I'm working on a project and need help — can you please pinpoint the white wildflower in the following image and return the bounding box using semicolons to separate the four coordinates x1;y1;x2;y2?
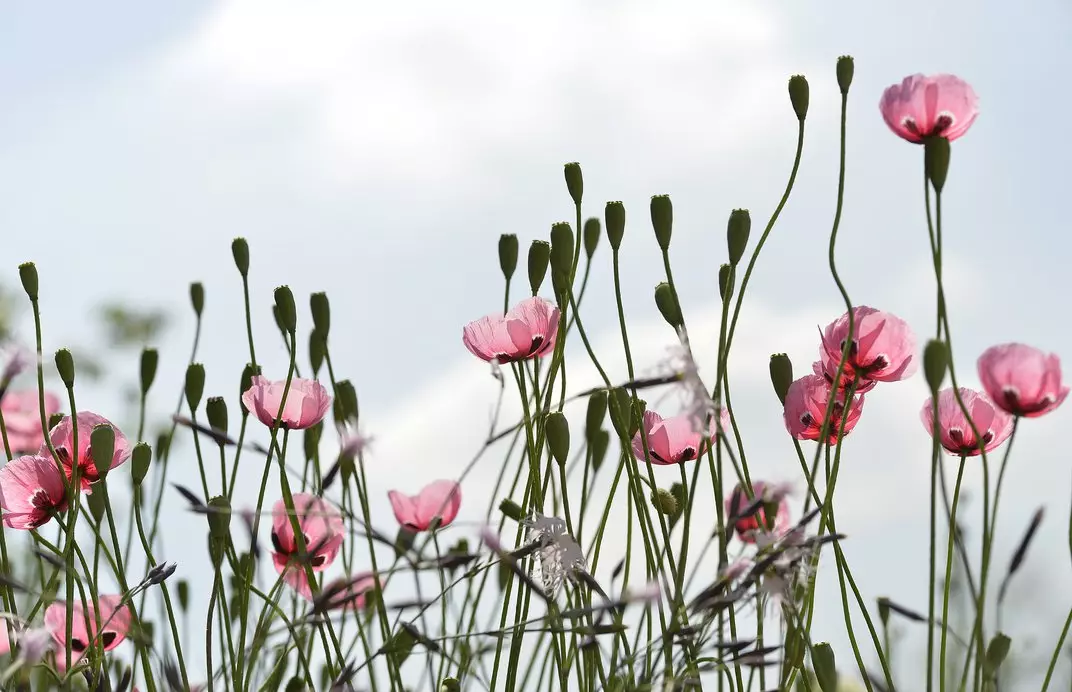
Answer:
666;326;720;435
523;513;587;597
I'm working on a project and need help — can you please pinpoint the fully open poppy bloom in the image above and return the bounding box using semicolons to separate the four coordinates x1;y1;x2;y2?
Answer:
784;375;865;444
0;454;68;530
42;412;130;491
812;360;877;394
725;481;791;543
978;343;1068;418
462;297;559;364
242;376;332;430
1;391;61;454
921;387;1013;456
44;594;131;670
880;74;979;143
820;306;918;384
631;409;727;465
388;480;461;532
271;494;345;598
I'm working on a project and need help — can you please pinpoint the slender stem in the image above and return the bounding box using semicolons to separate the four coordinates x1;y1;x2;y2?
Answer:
939;456;966;692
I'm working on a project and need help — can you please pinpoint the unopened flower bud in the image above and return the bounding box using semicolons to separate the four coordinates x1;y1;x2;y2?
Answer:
189;282;205;317
207;495;232;539
718;264;733;301
605;201;626;251
310;292;331;338
309;329;325;376
87;490;106;524
726;209;751;266
788;74;809;121
528;240;551;295
177;580;190;611
923;339;948;393
585;390;607;442
836;55;854;95
769;353;794;405
239;363;257;413
140;348;158;396
440;677;462;692
925;137;951;193
651;488;679;515
545;412;570;466
274;285;297;333
650;195;673;251
583;218;600;258
877;597;891;627
498;234;519;281
54;349;75;388
654;283;683;328
90;424;116;481
564;162;583;206
550;222;575;278
231;237;250;277
591;429;609;472
206;396;228;436
812;642;838;692
499;498;525;522
303;421;322;461
185;363;205;412
337;380;358;421
18;262;39;301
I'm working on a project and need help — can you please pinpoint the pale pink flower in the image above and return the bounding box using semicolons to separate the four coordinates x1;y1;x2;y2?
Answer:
820;306;918;384
271;493;345;598
42;412;130;491
0;454;68;529
725;481;791;544
921;387;1013;456
1;391;61;455
977;343;1069;418
242;376;332;430
45;594;131;670
784;375;865;444
388;480;461;532
462;297;559;364
631;410;724;465
880;74;979;143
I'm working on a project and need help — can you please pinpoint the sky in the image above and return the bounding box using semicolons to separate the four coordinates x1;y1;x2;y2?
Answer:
1;0;1071;688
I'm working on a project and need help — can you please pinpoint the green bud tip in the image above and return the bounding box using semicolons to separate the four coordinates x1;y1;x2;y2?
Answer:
564;162;583;206
527;240;551;295
788;74;809;121
650;195;673;251
498;234;519;281
605;201;626;251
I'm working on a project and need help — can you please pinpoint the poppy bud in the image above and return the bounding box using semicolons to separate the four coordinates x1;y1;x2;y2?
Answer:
239;363;257;413
131;443;152;485
337;380;359;421
177;580;189;611
528;240;551;295
654;283;683;328
769;353;794;404
90;424;115;481
190;282;205;317
18;262;39;301
650;195;673;251
545;412;570;466
310;292;331;338
309;329;325;377
923;339;948;393
440;678;461;692
925;136;951;193
206;396;228;436
550;222;575;279
564;162;583;206
140;348;158;396
207;495;232;539
836;55;854;95
585;390;607;442
591;429;609;472
878;596;891;627
499;498;525;522
651;488;678;516
303;421;322;461
812;642;838;692
231;237;250;277
185;363;205;412
87;490;106;524
54;349;75;388
583;218;601;258
718;264;733;301
274;285;297;334
498;234;519;281
726;209;750;266
605;201;626;250
788;74;809;121
607;387;633;441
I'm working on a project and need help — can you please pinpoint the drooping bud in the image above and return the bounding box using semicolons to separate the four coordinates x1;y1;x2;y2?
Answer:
90;424;116;481
189;282;205;317
769;353;794;405
310;292;331;338
528;240;551;295
140;348;158;396
923;339;948;393
836;56;854;95
274;286;297;334
654;283;683;328
54;349;75;388
498;234;519;281
231;237;250;277
549;222;575;280
185;363;206;412
499;498;525;522
585;390;608;442
726;209;751;266
131;443;152;485
18;262;39;301
545;412;570;466
564;162;583;206
718;264;733;301
206;396;228;436
788;75;809;121
605;201;626;251
925;136;951;194
650;195;673;251
583;218;601;258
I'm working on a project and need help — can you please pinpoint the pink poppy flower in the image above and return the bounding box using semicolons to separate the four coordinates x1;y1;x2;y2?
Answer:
725;481;791;544
977;343;1069;418
880;74;979;144
242;376;332;430
783;375;865;444
462;297;560;364
631;409;726;465
820;306;918;384
0;454;68;530
41;412;130;491
812;360;876;394
388;480;462;532
45;594;131;670
271;494;345;598
921;387;1013;456
320;573;378;610
1;391;61;455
